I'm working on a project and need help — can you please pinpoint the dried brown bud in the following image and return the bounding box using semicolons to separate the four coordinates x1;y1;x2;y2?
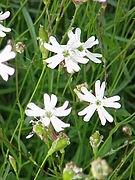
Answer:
16;42;25;54
122;125;132;136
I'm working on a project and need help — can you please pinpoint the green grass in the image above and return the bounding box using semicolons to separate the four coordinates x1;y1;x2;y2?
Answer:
0;0;135;179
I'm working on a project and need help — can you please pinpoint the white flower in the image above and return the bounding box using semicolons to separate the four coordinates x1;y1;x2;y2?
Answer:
0;11;11;37
44;28;102;73
44;36;88;73
77;80;121;125
68;28;102;64
25;93;71;132
0;45;16;81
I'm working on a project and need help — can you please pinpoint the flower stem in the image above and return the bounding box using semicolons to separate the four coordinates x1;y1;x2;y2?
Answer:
34;154;49;180
28;64;46;103
60;74;72;105
55;68;61;95
98;3;107;86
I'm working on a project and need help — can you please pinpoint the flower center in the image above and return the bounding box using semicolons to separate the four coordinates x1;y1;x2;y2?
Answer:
96;100;101;106
63;50;70;57
45;111;52;118
77;45;84;52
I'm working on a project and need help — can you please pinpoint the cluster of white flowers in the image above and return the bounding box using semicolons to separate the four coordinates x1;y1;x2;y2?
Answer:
0;11;16;81
44;28;102;73
25;27;121;136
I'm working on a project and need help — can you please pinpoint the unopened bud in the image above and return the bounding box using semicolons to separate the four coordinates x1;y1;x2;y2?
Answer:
16;42;25;54
9;155;17;173
48;132;70;156
91;157;112;180
26;120;49;145
89;131;103;149
39;25;49;59
122;125;132;136
63;161;83;180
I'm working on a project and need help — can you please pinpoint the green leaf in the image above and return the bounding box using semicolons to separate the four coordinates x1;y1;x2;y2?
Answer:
22;7;38;51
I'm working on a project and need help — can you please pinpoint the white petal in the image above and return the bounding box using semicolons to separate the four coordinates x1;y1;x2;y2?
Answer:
75;28;81;41
55;101;69;111
78;106;91;116
0;11;10;20
51;116;70;132
54;101;71;117
103;96;121;109
83;36;99;49
44;42;61;54
0;45;16;62
100;106;113;123
50;94;57;108
0;30;6;37
49;36;62;52
95;80;101;98
92;53;102;58
54;107;72;117
103;101;121;109
65;58;80;73
78;104;96;121
72;53;89;64
104;96;120;102
0;63;15;75
81;87;96;103
100;81;105;98
42;117;50;126
68;29;74;39
86;50;102;63
97;107;106;125
0;67;9;81
26;133;34;139
0;24;11;32
45;54;64;69
83;104;96;122
44;93;51;110
25;103;45;117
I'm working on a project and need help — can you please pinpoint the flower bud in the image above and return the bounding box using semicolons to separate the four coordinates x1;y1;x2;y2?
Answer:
38;25;49;59
16;42;25;54
48;132;70;156
26;120;49;144
122;125;132;136
89;131;103;149
9;155;17;173
73;0;88;5
63;161;83;180
91;158;112;180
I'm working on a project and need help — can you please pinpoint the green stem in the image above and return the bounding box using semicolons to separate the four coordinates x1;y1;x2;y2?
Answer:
34;154;49;180
55;69;61;95
28;64;46;103
60;74;72;105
